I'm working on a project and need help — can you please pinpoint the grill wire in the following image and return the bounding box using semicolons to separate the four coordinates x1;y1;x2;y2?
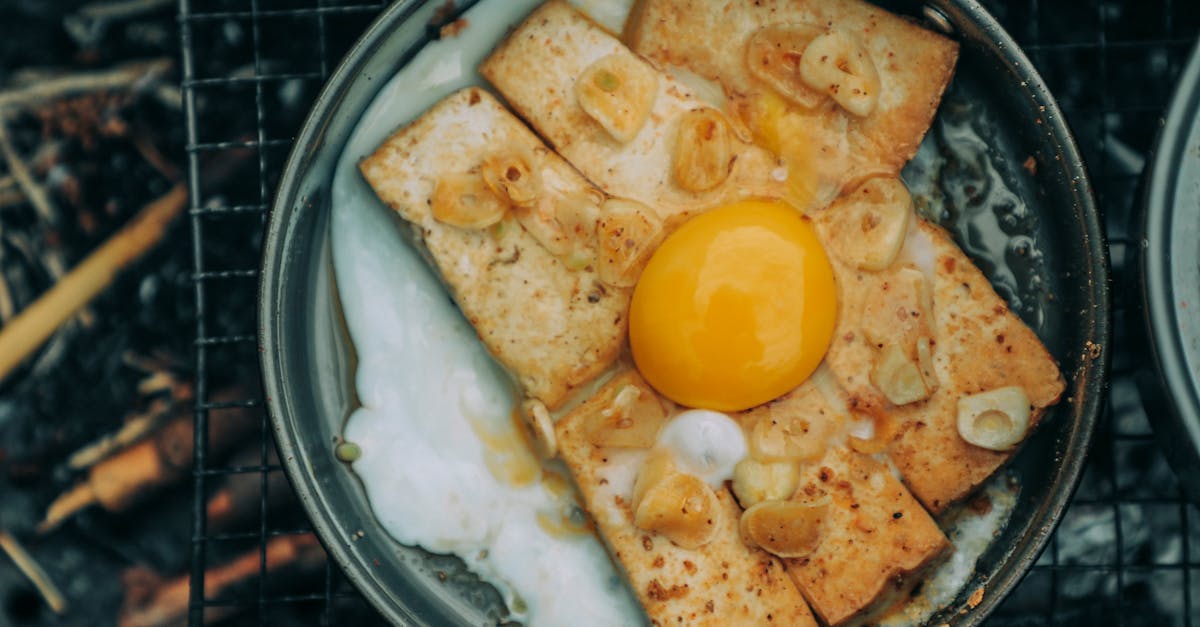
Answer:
177;0;1200;625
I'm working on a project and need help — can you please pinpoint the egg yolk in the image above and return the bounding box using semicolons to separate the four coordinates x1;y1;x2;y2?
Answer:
628;200;837;412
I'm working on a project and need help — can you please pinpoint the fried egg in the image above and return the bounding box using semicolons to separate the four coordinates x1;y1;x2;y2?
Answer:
629;201;837;411
336;1;1039;626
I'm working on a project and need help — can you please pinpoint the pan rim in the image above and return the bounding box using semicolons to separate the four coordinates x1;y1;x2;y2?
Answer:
257;1;1111;625
1139;39;1200;504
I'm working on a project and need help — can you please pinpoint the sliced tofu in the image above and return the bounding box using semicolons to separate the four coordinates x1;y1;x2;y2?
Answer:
885;221;1065;511
556;372;819;627
625;0;959;201
735;382;950;625
481;1;786;222
359;87;628;410
815;206;1065;511
786;447;949;625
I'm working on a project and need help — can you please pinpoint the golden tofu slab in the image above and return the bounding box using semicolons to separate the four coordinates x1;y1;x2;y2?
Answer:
556;372;818;626
736;380;950;625
359;88;628;410
786;447;950;625
481;1;786;222
886;221;1064;511
625;0;958;201
815;206;1065;511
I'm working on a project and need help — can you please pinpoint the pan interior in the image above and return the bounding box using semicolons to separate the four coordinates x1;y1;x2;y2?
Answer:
259;1;1107;625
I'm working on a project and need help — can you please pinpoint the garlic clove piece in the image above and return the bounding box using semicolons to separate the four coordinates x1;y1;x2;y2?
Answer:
481;147;542;207
587;382;669;449
731;458;801;508
870;344;931;406
739;499;827;558
522;399;557;460
430;172;509;229
745;23;827;110
673;107;733;192
798;30;880;117
597;198;662;287
822;176;912;272
632;451;722;549
748;413;829;462
956;386;1032;451
576;54;659;144
916;336;938;394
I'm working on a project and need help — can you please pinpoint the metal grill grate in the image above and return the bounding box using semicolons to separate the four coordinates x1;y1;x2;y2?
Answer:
178;1;1200;625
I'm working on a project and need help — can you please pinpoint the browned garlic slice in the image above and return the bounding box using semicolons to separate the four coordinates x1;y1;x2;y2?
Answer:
597;198;662;287
731;458;801;508
575;54;658;143
870;344;932;406
481;147;542;207
632;450;722;549
587;382;668;449
522;399;557;459
745;23;827;110
748;412;831;462
956;387;1032;451
739;499;827;558
512;177;603;261
430;172;509;229
798;30;880;117
915;336;938;393
822;177;912;271
556;188;604;243
673;107;733;192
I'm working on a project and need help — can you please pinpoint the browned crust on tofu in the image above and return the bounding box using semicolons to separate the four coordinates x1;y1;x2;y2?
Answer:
786;448;950;625
481;1;783;221
557;372;818;627
359;87;628;410
814;208;1065;511
626;0;959;188
885;221;1065;511
735;382;950;624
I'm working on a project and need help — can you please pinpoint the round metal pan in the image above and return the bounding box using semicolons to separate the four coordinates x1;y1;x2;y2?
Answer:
1139;40;1200;505
259;1;1110;624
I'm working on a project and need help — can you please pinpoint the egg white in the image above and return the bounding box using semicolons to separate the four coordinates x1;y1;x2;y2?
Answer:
331;1;644;624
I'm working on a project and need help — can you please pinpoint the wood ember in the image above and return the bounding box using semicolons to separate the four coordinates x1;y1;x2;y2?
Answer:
0;529;67;615
117;534;325;627
205;445;297;533
38;386;257;534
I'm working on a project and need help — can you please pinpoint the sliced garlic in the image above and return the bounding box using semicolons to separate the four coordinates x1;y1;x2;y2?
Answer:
748;412;829;462
555;188;604;242
430;172;509;229
798;30;880;117
745;23;827;110
633;449;674;507
632;450;721;549
916;336;939;394
870;344;931;406
673;107;733;192
481;147;541;207
956;387;1032;451
587;382;668;449
576;54;659;144
822;177;912;271
522;398;557;459
732;459;801;508
739;499;827;558
513;203;571;258
597;198;662;287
